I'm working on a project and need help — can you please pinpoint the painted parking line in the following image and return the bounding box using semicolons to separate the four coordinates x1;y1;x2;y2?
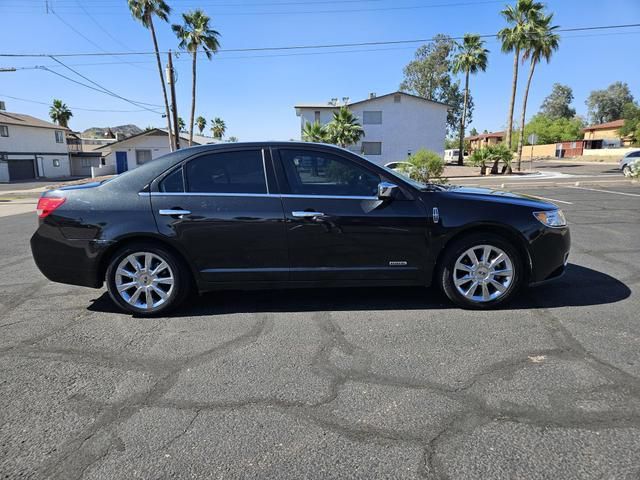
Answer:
524;195;573;205
566;186;640;198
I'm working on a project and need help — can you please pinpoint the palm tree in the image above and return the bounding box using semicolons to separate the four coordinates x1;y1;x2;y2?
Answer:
178;116;186;132
516;14;560;170
497;0;544;154
49;99;73;128
128;0;174;150
227;136;238;143
452;34;489;166
302;121;327;143
211;117;226;139
325;107;364;148
195;115;207;135
172;9;221;147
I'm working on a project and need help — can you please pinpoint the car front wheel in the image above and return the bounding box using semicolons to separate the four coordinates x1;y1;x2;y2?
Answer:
439;233;523;309
106;243;188;316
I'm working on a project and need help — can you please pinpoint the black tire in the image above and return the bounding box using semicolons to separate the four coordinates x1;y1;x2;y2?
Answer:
438;233;524;309
622;165;631;177
106;242;190;316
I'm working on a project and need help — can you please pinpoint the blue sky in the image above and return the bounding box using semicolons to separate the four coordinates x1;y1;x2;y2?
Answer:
1;0;639;140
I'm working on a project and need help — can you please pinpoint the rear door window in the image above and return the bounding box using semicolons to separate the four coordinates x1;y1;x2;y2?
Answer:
185;150;267;194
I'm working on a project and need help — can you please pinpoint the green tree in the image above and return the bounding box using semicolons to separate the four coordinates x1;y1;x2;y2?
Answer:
177;117;186;132
586;82;635;124
302;121;327;143
452;34;488;166
227;136;239;142
128;0;174;150
49;99;72;128
195;115;207;135
516;13;560;170
398;149;447;184
325;107;364;148
498;0;545;150
470;144;513;175
619;102;640;145
540;83;575;119
211;117;226;139
523;114;584;144
172;9;221;147
469;127;479;136
400;34;474;136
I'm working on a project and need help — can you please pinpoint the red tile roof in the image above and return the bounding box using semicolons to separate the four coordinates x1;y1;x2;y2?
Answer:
583;119;624;131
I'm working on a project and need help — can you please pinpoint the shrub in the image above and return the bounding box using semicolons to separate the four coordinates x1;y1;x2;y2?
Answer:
399;149;447;184
470;144;513;175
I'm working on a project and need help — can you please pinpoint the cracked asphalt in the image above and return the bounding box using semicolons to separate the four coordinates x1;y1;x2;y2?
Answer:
1;184;639;479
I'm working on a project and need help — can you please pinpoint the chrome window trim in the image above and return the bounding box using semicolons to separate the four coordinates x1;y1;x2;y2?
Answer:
138;192;377;200
261;149;270;194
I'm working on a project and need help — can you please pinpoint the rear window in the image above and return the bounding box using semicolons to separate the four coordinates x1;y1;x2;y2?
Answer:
185;150;266;194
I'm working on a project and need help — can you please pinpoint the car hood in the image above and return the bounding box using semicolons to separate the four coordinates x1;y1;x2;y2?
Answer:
439;185;557;210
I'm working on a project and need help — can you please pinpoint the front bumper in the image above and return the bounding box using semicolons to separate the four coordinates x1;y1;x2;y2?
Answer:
527;226;571;285
31;224;105;288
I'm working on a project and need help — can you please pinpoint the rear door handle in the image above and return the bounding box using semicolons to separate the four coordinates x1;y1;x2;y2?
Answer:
159;209;191;216
292;211;324;218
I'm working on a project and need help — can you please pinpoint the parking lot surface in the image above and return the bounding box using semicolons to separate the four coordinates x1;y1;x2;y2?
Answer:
1;183;639;479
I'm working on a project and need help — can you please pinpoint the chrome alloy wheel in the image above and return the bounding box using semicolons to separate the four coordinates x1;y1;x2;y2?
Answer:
115;252;174;311
453;245;514;303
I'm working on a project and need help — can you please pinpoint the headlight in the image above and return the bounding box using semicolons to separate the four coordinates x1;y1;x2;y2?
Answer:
533;209;567;228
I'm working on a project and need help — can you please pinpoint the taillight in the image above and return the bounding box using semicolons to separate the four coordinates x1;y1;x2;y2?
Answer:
36;196;66;219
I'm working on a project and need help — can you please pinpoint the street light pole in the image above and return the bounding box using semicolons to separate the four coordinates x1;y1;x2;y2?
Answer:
167;50;180;150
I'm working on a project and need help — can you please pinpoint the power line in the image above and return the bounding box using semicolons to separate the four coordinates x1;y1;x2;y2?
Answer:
0;93;154;112
1;22;639;57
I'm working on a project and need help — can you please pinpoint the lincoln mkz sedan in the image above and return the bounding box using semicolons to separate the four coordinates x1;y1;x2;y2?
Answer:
31;142;570;315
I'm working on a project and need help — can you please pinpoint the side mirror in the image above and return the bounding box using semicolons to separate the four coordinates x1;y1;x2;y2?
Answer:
377;181;399;200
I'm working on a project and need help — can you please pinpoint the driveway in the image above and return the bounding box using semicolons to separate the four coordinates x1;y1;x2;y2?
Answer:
0;183;639;479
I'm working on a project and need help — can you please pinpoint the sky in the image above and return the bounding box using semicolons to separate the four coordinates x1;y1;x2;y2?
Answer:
1;0;639;141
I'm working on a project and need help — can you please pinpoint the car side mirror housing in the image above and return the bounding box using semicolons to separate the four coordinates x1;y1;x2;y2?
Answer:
377;181;399;200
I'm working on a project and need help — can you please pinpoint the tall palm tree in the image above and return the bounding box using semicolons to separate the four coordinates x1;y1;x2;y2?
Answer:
452;34;489;166
325;107;364;148
302;121;327;143
211;117;226;139
128;0;174;150
516;14;560;170
178;116;186;132
195;115;207;135
172;9;221;147
497;0;544;153
49;99;73;128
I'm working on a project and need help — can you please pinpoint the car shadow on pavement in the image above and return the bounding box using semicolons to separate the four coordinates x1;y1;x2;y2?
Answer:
87;263;631;317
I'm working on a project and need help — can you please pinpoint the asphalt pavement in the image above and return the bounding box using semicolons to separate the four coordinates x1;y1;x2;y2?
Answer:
0;178;639;479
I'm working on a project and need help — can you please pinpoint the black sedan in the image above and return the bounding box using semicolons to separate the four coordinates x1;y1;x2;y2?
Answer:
31;142;570;315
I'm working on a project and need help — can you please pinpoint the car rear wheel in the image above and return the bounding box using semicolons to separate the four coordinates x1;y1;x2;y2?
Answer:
438;233;523;309
622;165;631;177
106;243;188;316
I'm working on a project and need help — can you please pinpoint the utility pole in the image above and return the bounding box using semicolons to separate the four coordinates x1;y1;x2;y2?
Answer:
167;50;180;150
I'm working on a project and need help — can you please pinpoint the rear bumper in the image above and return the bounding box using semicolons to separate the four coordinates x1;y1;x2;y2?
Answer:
527;226;571;284
30;225;104;288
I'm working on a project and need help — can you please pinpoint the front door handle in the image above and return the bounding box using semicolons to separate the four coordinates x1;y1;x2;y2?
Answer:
292;211;324;218
159;209;191;216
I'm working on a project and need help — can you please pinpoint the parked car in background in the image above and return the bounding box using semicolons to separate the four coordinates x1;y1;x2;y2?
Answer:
443;149;462;163
384;161;411;171
620;150;640;176
31;142;570;315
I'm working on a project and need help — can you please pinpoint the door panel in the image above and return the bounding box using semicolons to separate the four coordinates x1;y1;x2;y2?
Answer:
8;160;36;180
152;194;287;282
115;151;128;173
276;148;430;283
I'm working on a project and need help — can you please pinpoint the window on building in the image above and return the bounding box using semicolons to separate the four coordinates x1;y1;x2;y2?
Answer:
55;130;64;143
53;159;61;167
279;149;380;197
186;150;266;194
0;152;7;160
314;111;321;123
0;125;8;137
394;94;402;103
81;158;92;168
136;149;152;165
361;142;382;156
362;111;382;125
